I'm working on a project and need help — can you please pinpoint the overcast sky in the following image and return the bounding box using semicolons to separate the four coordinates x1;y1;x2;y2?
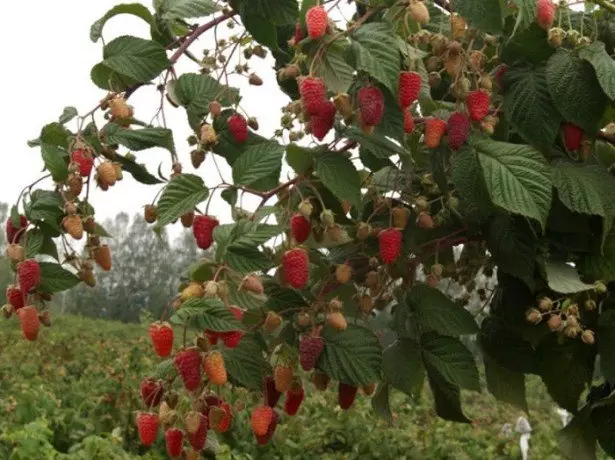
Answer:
0;0;292;235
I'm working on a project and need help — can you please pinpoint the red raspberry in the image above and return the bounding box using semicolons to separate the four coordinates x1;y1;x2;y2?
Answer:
284;384;305;416
291;213;311;243
403;109;415;134
6;285;24;310
358;86;385;126
562;123;584;150
17;306;39;341
306;6;328;39
174;348;202;392
227;113;249;143
136;412;159;447
17;259;41;293
192;215;219;250
378;228;402;264
71;149;94;177
187;413;208;451
256;410;279;445
148;321;174;357
536;0;555;30
265;375;282;407
206;330;220;345
299;77;327;116
446;112;470;151
293;22;304;44
424;118;447;148
466;90;490;121
140;378;164;407
251;405;275;436
398;71;421;108
221;330;243;348
209;402;232;433
164;428;184;457
299;336;325;371
6;215;28;244
282;248;309;289
310;100;336;141
338;382;358;410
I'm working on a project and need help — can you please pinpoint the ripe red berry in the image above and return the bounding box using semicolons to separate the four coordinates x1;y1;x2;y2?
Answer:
447;112;470;151
192;215;219;250
136;412;159;447
205;330;220;345
398;71;421;108
306;6;328;39
255;409;279;445
536;0;556;30
187;413;208;451
299;77;327;116
17;259;41;293
310;100;336;141
424;118;447;148
282;248;309;289
148;321;174;357
265;375;282;407
221;330;243;348
466;90;490;121
358;86;385;126
228;113;249;143
338;382;358;410
293;22;304;44
284;385;305;416
403;109;415;134
203;350;227;385
6;215;28;244
71;149;94;177
562;123;584;150
17;306;39;341
6;285;24;310
299;336;325;371
165;428;184;457
174;348;202;392
291;213;311;243
140;378;164;407
378;228;402;264
251;405;275;436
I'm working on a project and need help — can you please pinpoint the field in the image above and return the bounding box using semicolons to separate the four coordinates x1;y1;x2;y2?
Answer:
0;315;607;459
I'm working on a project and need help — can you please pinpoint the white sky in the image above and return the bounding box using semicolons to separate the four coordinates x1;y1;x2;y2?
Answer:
0;0;292;235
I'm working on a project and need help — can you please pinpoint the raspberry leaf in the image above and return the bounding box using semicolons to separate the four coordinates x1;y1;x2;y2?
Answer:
455;0;503;35
545;260;596;294
155;174;209;228
483;354;529;413
597;310;615;382
24;229;45;259
232;141;284;187
251;0;298;26
158;0;219;20
557;405;598;460
578;41;615;101
221;334;271;390
371;383;394;424
40;144;69;182
114;153;163;185
307;40;354;94
38;262;80;293
579;227;615;282
313;152;362;209
103;124;176;155
382;338;425;400
285;144;314;175
171;298;245;332
90;3;154;42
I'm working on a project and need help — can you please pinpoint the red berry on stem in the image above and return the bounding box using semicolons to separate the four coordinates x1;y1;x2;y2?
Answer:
338;382;358;410
136;412;159;447
6;215;28;244
282;248;309;289
291;213;312;243
310;100;336;141
192;215;219;250
562;123;584;151
284;385;305;416
398;71;421;108
17;306;39;341
299;336;325;371
228;113;249;143
446;112;470;151
148;321;174;357
306;6;328;39
71;149;94;177
536;0;556;30
265;375;282;407
378;228;402;264
403;109;415;134
466;90;490;121
174;348;202;391
140;378;164;407
358;86;385;126
17;259;41;293
165;428;184;457
299;77;327;116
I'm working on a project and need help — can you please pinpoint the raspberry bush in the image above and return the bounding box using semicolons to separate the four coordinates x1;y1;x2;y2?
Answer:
6;0;615;457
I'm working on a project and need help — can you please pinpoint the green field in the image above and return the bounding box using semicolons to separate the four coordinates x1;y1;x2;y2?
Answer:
0;314;608;459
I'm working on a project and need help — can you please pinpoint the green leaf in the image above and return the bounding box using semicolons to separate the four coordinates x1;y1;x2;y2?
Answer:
427;371;471;423
90;4;154;42
286;144;313;175
510;0;536;37
598;310;615;382
159;0;219;19
344;127;407;159
103;124;176;154
406;284;478;336
93;223;112;238
420;333;480;392
558;406;598;460
382;339;425;399
502;67;560;151
226;246;274;272
318;324;382;386
25;190;64;231
464;138;552;230
156;174;209;228
451;147;494;214
547;48;607;133
221;334;271;390
232;141;284;186
456;0;503;34
480;315;538;374
484;213;537;288
24;229;45;259
484;354;528;412
239;6;278;50
371;383;393;423
545;260;595;294
154;359;176;380
350;23;401;95
99;35;171;85
40;234;59;260
500;22;554;66
40;144;69;182
579;225;615;282
310;40;354;94
170;297;244;331
28;122;72;149
252;0;298;25
38;262;80;293
114;153;162;184
91;63;140;92
58;107;78;124
314;153;361;208
579;42;615;101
